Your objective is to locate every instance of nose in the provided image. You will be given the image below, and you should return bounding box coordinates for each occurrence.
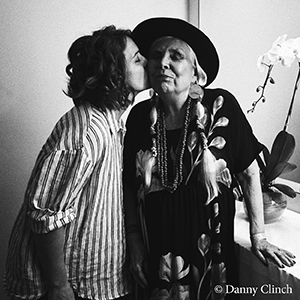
[141,55,147,67]
[160,53,170,69]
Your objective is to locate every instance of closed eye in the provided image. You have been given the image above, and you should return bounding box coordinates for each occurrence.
[170,52,184,60]
[133,51,142,63]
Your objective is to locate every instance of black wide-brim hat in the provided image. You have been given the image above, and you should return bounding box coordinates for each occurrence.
[132,17,219,86]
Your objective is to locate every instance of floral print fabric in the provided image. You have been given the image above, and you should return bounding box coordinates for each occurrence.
[123,88,263,300]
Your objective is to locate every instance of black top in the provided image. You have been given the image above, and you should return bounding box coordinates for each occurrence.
[124,88,263,189]
[123,88,263,300]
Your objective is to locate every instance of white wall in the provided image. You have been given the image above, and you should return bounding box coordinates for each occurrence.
[200,0,300,183]
[0,1,187,298]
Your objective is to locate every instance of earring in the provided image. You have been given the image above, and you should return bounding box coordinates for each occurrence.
[188,82,204,100]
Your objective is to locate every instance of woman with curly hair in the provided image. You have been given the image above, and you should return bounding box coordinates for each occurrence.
[4,25,148,300]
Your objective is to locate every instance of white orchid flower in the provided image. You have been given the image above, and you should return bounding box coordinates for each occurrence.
[294,37,300,60]
[266,36,285,64]
[285,37,300,61]
[257,53,270,72]
[279,47,296,67]
[267,34,296,67]
[252,34,300,113]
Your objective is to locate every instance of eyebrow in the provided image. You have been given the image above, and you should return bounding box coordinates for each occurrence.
[169,47,185,53]
[151,46,185,53]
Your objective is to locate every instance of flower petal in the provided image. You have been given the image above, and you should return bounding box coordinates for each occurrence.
[209,136,226,149]
[175,256,190,280]
[257,54,270,71]
[159,252,172,282]
[212,117,229,130]
[212,96,224,116]
[187,131,198,153]
[198,233,210,255]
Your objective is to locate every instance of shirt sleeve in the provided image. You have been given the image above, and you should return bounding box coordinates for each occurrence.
[26,147,93,233]
[208,89,263,174]
[123,100,152,189]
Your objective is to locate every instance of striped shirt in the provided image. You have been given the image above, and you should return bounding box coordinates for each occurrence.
[4,102,131,300]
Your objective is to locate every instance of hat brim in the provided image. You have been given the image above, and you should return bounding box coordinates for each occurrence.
[132,17,219,87]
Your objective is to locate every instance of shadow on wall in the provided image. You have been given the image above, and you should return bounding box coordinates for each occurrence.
[0,86,42,299]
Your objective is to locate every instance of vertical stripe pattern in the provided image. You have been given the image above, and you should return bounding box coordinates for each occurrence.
[4,103,130,300]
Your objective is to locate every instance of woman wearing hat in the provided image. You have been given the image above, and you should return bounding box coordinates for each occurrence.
[123,17,295,300]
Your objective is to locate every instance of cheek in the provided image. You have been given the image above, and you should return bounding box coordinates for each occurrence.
[148,61,157,73]
[134,67,146,85]
[178,66,195,82]
[148,62,160,83]
[126,67,146,88]
[125,71,137,89]
[125,69,133,85]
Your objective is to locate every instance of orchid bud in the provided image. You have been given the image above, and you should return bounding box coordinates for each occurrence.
[256,86,263,93]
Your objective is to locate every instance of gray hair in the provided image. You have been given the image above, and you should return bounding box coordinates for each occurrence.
[186,43,207,86]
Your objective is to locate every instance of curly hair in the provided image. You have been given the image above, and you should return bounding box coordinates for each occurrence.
[65,25,133,110]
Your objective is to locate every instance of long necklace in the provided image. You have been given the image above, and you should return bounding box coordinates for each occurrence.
[156,97,192,193]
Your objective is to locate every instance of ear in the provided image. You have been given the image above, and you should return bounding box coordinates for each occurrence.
[192,74,198,83]
[197,69,207,86]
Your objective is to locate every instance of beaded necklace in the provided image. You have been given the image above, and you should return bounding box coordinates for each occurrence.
[153,97,192,193]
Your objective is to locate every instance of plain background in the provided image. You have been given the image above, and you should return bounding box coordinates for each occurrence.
[200,0,300,183]
[1,1,300,299]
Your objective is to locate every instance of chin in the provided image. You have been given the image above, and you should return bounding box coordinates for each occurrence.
[159,82,172,94]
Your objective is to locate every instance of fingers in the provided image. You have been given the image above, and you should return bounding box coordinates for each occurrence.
[128,241,149,288]
[270,250,287,268]
[282,249,296,259]
[264,247,296,268]
[253,241,297,268]
[274,249,296,268]
[133,269,148,288]
[252,247,268,266]
[130,261,148,288]
[48,284,75,300]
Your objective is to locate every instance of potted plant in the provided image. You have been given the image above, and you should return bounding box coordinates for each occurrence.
[246,34,300,223]
[257,130,297,198]
[256,130,297,223]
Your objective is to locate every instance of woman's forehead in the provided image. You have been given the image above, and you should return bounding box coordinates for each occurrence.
[150,36,191,52]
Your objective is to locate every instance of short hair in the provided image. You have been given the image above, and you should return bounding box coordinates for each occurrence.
[65,25,132,111]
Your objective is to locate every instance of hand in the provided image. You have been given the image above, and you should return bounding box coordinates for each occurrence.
[48,282,75,300]
[127,232,148,288]
[251,234,296,268]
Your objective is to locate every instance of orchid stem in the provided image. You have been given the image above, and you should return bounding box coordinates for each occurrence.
[248,64,274,113]
[283,62,300,131]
